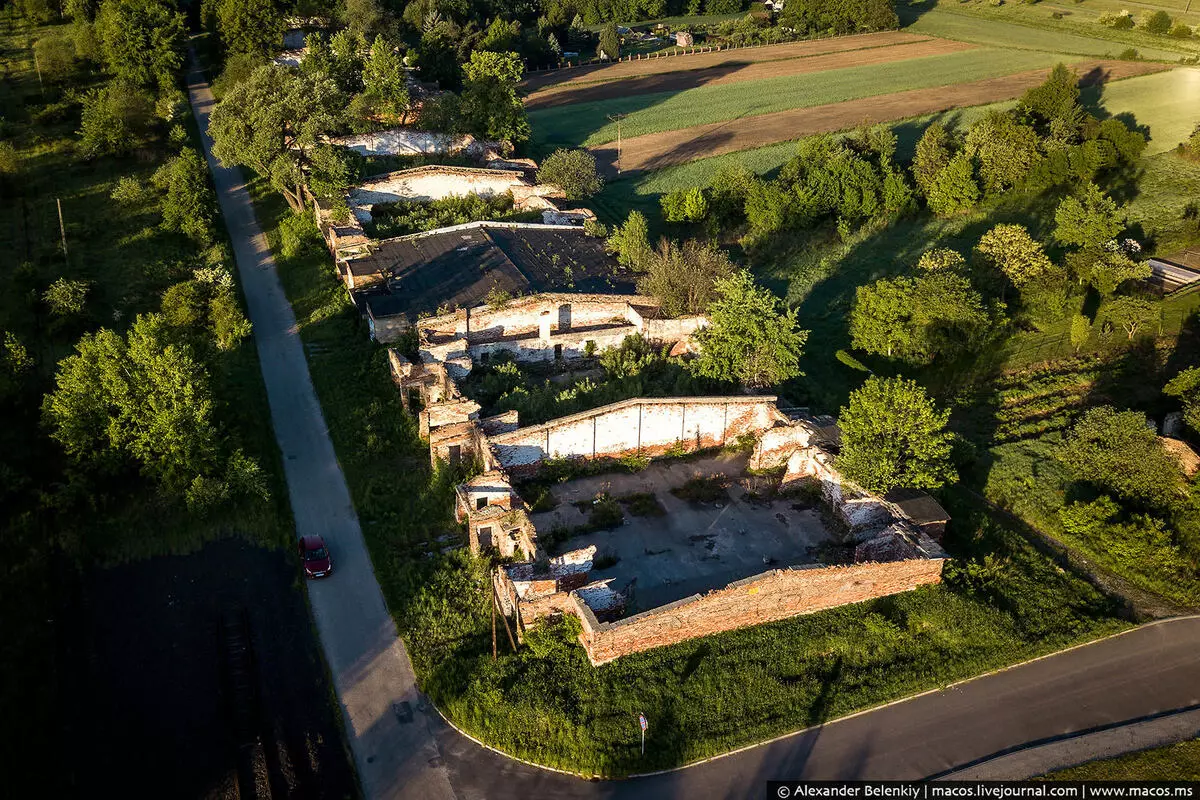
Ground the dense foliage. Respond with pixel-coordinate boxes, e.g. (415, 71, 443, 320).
(836, 376, 956, 494)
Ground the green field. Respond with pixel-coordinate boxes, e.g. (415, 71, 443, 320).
(531, 47, 1068, 149)
(590, 67, 1200, 230)
(904, 2, 1200, 62)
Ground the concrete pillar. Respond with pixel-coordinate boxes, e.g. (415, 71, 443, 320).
(539, 310, 553, 342)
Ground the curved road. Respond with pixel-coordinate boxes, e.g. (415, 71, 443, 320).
(187, 58, 1200, 800)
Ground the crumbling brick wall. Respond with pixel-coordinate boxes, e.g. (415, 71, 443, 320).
(485, 396, 788, 477)
(574, 557, 945, 665)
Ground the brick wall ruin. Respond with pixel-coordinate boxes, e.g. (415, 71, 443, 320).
(570, 555, 946, 665)
(484, 396, 787, 477)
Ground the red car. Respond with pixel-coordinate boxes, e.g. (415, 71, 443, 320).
(298, 535, 332, 579)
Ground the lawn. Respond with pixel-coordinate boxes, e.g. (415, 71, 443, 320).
(531, 47, 1069, 148)
(1044, 738, 1200, 779)
(903, 2, 1200, 62)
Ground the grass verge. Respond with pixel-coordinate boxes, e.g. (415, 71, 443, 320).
(1043, 738, 1200, 779)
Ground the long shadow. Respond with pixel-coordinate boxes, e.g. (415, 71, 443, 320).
(526, 61, 757, 110)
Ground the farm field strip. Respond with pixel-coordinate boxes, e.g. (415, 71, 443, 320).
(613, 66, 1200, 197)
(524, 37, 974, 110)
(586, 59, 1170, 173)
(522, 30, 939, 98)
(531, 48, 1073, 150)
(905, 5, 1198, 61)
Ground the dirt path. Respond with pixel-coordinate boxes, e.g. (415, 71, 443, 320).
(591, 60, 1170, 173)
(522, 30, 937, 100)
(526, 37, 974, 110)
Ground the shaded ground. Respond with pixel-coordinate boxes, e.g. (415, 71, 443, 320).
(523, 35, 969, 109)
(528, 452, 837, 612)
(65, 539, 355, 799)
(590, 59, 1169, 173)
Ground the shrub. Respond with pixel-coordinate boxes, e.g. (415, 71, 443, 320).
(43, 278, 90, 317)
(1138, 10, 1172, 35)
(592, 549, 620, 570)
(1098, 11, 1134, 29)
(536, 148, 603, 200)
(617, 492, 666, 517)
(1117, 48, 1141, 60)
(278, 212, 323, 259)
(78, 80, 154, 158)
(110, 176, 146, 205)
(1169, 23, 1194, 39)
(670, 476, 728, 504)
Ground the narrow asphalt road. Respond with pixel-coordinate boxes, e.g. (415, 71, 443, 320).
(186, 56, 456, 800)
(188, 56, 1200, 800)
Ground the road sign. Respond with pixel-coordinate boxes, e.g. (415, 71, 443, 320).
(638, 713, 647, 755)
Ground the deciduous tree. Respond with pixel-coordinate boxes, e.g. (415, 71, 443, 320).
(638, 239, 735, 316)
(1059, 405, 1185, 511)
(975, 223, 1055, 289)
(691, 270, 807, 389)
(152, 147, 216, 245)
(607, 210, 652, 270)
(215, 0, 282, 56)
(95, 0, 185, 90)
(537, 148, 603, 200)
(209, 66, 345, 212)
(458, 50, 529, 143)
(1054, 183, 1123, 248)
(836, 376, 957, 494)
(925, 152, 979, 216)
(1165, 367, 1200, 435)
(1103, 295, 1157, 339)
(850, 272, 992, 364)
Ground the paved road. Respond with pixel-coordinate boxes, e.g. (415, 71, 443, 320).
(188, 57, 1200, 800)
(186, 56, 456, 800)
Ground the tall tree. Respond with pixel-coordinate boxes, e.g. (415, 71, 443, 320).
(1054, 183, 1123, 248)
(152, 147, 216, 245)
(216, 0, 283, 56)
(836, 376, 957, 494)
(912, 120, 951, 197)
(597, 22, 619, 60)
(458, 50, 529, 143)
(42, 314, 217, 490)
(536, 148, 603, 200)
(925, 152, 979, 216)
(607, 210, 652, 270)
(95, 0, 186, 90)
(361, 36, 412, 123)
(691, 270, 807, 389)
(1018, 62, 1084, 146)
(1103, 295, 1157, 340)
(209, 66, 345, 212)
(975, 224, 1055, 289)
(851, 272, 992, 364)
(963, 111, 1041, 195)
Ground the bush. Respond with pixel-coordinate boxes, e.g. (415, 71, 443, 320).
(43, 277, 90, 317)
(617, 492, 666, 517)
(1138, 10, 1172, 35)
(278, 212, 323, 259)
(670, 475, 729, 504)
(33, 33, 77, 84)
(78, 80, 154, 158)
(110, 176, 146, 205)
(536, 148, 603, 200)
(1169, 23, 1194, 39)
(1098, 11, 1134, 29)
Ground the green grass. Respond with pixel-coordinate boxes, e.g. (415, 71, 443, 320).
(1096, 68, 1200, 155)
(903, 2, 1200, 62)
(1044, 738, 1200, 779)
(531, 47, 1069, 148)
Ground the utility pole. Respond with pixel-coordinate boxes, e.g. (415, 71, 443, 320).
(607, 113, 624, 175)
(56, 198, 68, 268)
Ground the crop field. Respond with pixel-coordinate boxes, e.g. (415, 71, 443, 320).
(587, 66, 1198, 227)
(521, 31, 963, 108)
(589, 59, 1166, 172)
(903, 4, 1198, 62)
(531, 47, 1072, 151)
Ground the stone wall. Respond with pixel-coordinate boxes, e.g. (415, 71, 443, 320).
(328, 129, 499, 158)
(573, 556, 945, 665)
(485, 396, 787, 476)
